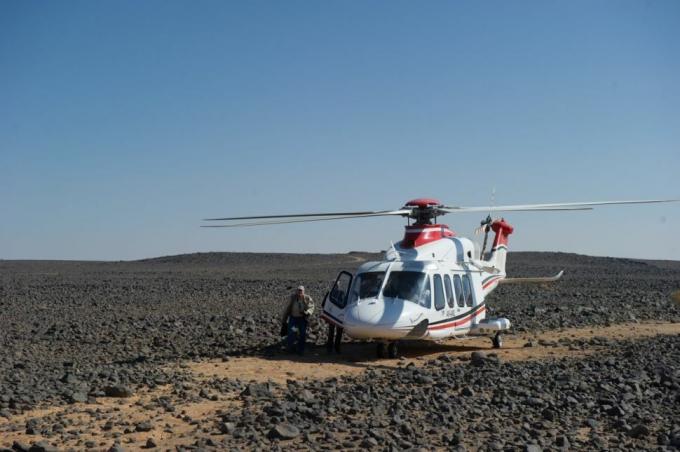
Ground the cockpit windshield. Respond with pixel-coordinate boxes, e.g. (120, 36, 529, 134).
(382, 271, 431, 308)
(347, 271, 385, 304)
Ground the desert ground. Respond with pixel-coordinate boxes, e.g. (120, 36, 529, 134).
(1, 251, 679, 451)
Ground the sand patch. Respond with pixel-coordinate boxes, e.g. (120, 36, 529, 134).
(2, 321, 677, 450)
(186, 321, 680, 384)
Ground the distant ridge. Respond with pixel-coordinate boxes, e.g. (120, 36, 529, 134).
(133, 251, 679, 269)
(134, 251, 384, 266)
(2, 251, 677, 270)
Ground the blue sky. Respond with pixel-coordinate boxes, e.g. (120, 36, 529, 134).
(1, 1, 679, 260)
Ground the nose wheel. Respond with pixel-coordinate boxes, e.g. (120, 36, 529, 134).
(376, 342, 399, 359)
(492, 332, 503, 349)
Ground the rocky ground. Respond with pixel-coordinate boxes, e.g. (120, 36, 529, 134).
(0, 251, 679, 451)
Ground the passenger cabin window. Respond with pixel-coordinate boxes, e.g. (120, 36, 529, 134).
(347, 272, 385, 305)
(463, 274, 473, 307)
(382, 271, 431, 309)
(453, 274, 464, 307)
(433, 274, 445, 311)
(444, 274, 454, 308)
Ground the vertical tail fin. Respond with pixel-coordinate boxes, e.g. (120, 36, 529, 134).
(486, 219, 514, 274)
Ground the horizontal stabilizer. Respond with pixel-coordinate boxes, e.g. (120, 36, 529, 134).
(500, 270, 564, 284)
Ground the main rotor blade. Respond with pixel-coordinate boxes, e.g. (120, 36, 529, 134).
(203, 209, 406, 221)
(440, 199, 679, 214)
(441, 206, 594, 213)
(202, 210, 412, 228)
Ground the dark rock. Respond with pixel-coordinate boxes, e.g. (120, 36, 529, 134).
(606, 405, 624, 417)
(269, 423, 300, 440)
(541, 408, 556, 421)
(461, 387, 475, 397)
(299, 389, 314, 402)
(68, 392, 88, 404)
(11, 442, 30, 452)
(104, 385, 133, 398)
(360, 437, 379, 448)
(670, 432, 680, 448)
(470, 351, 486, 365)
(627, 424, 650, 438)
(218, 422, 235, 434)
(135, 421, 153, 432)
(242, 383, 273, 399)
(584, 418, 598, 429)
(555, 436, 569, 448)
(27, 442, 58, 452)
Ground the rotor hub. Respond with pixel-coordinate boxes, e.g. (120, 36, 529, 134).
(403, 198, 444, 224)
(403, 198, 442, 209)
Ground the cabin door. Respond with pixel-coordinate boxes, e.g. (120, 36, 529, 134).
(321, 271, 353, 328)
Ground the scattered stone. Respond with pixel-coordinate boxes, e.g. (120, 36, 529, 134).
(0, 253, 679, 451)
(627, 424, 650, 438)
(68, 392, 88, 404)
(135, 421, 153, 432)
(470, 351, 487, 366)
(461, 387, 475, 397)
(242, 382, 273, 399)
(555, 436, 569, 448)
(27, 442, 58, 452)
(104, 385, 133, 398)
(11, 442, 30, 452)
(360, 437, 379, 448)
(269, 423, 300, 440)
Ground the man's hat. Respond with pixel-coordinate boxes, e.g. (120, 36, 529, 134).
(297, 285, 305, 291)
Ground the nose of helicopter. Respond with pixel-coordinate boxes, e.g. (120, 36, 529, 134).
(343, 299, 417, 340)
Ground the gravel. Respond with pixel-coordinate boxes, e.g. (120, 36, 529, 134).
(221, 334, 680, 450)
(1, 251, 679, 450)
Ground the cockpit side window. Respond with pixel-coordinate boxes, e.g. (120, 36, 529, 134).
(382, 271, 431, 308)
(453, 274, 464, 307)
(347, 271, 385, 304)
(433, 274, 445, 311)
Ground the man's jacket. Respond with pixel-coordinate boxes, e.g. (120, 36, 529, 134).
(282, 293, 314, 322)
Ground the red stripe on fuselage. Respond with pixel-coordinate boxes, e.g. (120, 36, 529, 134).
(482, 277, 501, 289)
(428, 305, 486, 331)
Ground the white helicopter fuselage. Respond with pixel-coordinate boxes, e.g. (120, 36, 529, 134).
(204, 196, 676, 349)
(203, 196, 675, 350)
(321, 220, 514, 343)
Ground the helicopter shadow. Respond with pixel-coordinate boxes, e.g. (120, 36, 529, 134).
(253, 337, 497, 370)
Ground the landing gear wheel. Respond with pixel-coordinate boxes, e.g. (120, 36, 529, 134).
(376, 342, 386, 359)
(387, 342, 399, 359)
(492, 332, 503, 349)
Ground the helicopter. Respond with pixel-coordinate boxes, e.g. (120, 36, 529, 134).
(203, 197, 677, 358)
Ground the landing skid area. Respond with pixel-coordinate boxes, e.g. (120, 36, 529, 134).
(372, 323, 510, 359)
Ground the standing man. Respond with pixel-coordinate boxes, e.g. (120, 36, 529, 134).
(322, 290, 343, 354)
(326, 322, 343, 354)
(281, 286, 314, 355)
